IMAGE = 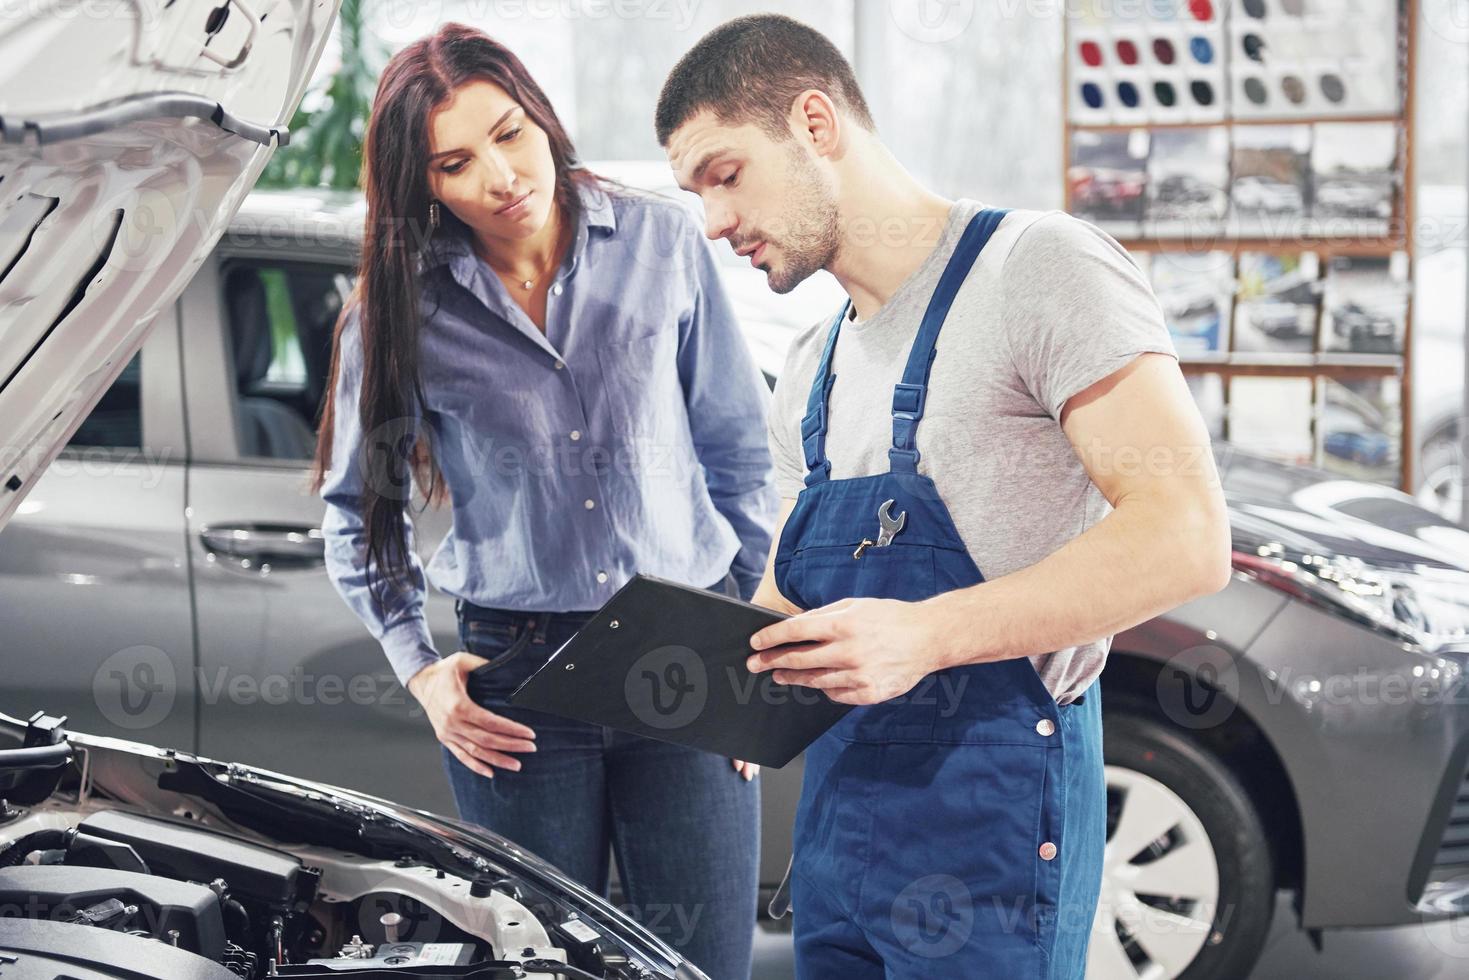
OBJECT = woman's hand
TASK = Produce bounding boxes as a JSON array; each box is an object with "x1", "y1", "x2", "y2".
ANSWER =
[
  {"x1": 731, "y1": 759, "x2": 760, "y2": 781},
  {"x1": 406, "y1": 652, "x2": 538, "y2": 779}
]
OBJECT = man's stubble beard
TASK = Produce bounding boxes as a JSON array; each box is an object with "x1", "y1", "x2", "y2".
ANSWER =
[{"x1": 763, "y1": 145, "x2": 842, "y2": 295}]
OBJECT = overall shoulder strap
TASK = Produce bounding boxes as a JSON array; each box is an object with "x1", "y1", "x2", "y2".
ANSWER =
[
  {"x1": 889, "y1": 207, "x2": 1010, "y2": 473},
  {"x1": 799, "y1": 299, "x2": 852, "y2": 487}
]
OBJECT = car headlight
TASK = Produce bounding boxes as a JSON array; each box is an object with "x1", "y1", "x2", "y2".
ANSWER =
[{"x1": 1234, "y1": 544, "x2": 1469, "y2": 652}]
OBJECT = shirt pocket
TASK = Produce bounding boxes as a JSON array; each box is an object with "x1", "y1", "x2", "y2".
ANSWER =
[{"x1": 596, "y1": 325, "x2": 684, "y2": 441}]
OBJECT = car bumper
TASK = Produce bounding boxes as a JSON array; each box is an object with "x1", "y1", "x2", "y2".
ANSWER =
[{"x1": 1242, "y1": 598, "x2": 1469, "y2": 927}]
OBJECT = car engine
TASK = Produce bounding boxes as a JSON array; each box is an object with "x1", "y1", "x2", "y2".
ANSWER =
[
  {"x1": 0, "y1": 713, "x2": 692, "y2": 980},
  {"x1": 0, "y1": 808, "x2": 573, "y2": 978}
]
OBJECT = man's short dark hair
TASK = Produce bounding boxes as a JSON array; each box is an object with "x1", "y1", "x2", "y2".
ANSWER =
[{"x1": 655, "y1": 14, "x2": 875, "y2": 147}]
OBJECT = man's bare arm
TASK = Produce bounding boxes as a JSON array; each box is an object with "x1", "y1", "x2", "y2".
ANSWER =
[{"x1": 926, "y1": 352, "x2": 1231, "y2": 668}]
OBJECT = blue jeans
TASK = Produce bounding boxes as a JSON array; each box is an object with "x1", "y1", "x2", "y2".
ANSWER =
[{"x1": 443, "y1": 590, "x2": 759, "y2": 980}]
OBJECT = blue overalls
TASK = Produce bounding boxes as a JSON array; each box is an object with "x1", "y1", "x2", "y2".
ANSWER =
[{"x1": 774, "y1": 209, "x2": 1107, "y2": 979}]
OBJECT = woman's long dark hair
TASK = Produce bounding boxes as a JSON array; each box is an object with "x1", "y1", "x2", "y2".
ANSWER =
[{"x1": 311, "y1": 22, "x2": 600, "y2": 617}]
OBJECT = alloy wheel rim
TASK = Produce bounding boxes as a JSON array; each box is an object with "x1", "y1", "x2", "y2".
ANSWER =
[{"x1": 1088, "y1": 765, "x2": 1222, "y2": 980}]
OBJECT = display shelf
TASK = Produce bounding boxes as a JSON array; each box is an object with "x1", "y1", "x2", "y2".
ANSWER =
[
  {"x1": 1179, "y1": 361, "x2": 1402, "y2": 379},
  {"x1": 1115, "y1": 237, "x2": 1409, "y2": 257},
  {"x1": 1072, "y1": 113, "x2": 1404, "y2": 133},
  {"x1": 1063, "y1": 0, "x2": 1418, "y2": 491}
]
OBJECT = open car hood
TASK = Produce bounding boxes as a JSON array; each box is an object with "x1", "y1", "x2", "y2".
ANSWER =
[
  {"x1": 0, "y1": 709, "x2": 704, "y2": 978},
  {"x1": 0, "y1": 0, "x2": 339, "y2": 533}
]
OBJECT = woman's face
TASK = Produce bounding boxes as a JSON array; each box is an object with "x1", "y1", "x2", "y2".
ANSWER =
[{"x1": 425, "y1": 79, "x2": 558, "y2": 246}]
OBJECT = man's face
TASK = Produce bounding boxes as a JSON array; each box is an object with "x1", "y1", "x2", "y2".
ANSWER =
[{"x1": 667, "y1": 110, "x2": 839, "y2": 294}]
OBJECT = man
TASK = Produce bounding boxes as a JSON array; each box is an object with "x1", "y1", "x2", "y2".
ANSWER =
[{"x1": 655, "y1": 14, "x2": 1231, "y2": 980}]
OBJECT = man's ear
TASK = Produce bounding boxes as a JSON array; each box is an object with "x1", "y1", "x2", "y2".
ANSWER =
[{"x1": 789, "y1": 89, "x2": 842, "y2": 158}]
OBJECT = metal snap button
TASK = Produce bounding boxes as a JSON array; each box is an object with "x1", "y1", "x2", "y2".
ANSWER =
[
  {"x1": 1039, "y1": 842, "x2": 1058, "y2": 861},
  {"x1": 1036, "y1": 718, "x2": 1056, "y2": 737}
]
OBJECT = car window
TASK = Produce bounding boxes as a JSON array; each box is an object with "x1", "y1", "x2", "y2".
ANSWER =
[
  {"x1": 222, "y1": 260, "x2": 352, "y2": 461},
  {"x1": 67, "y1": 353, "x2": 141, "y2": 450}
]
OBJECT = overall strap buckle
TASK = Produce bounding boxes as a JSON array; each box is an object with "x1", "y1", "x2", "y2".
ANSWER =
[
  {"x1": 887, "y1": 207, "x2": 1010, "y2": 473},
  {"x1": 798, "y1": 301, "x2": 850, "y2": 486}
]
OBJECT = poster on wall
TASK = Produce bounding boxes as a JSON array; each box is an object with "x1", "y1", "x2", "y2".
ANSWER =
[
  {"x1": 1151, "y1": 251, "x2": 1234, "y2": 360},
  {"x1": 1317, "y1": 377, "x2": 1402, "y2": 485},
  {"x1": 1319, "y1": 253, "x2": 1410, "y2": 359},
  {"x1": 1144, "y1": 127, "x2": 1229, "y2": 237},
  {"x1": 1068, "y1": 129, "x2": 1149, "y2": 237},
  {"x1": 1232, "y1": 251, "x2": 1320, "y2": 360},
  {"x1": 1229, "y1": 125, "x2": 1311, "y2": 237},
  {"x1": 1309, "y1": 122, "x2": 1397, "y2": 237}
]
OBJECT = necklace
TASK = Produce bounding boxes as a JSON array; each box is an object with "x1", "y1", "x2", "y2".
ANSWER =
[
  {"x1": 476, "y1": 248, "x2": 551, "y2": 292},
  {"x1": 472, "y1": 215, "x2": 566, "y2": 293}
]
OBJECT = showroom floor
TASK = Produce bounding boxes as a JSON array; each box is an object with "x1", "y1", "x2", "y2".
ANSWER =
[{"x1": 749, "y1": 891, "x2": 1469, "y2": 978}]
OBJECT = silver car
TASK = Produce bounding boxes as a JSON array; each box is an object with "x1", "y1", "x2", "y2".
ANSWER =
[
  {"x1": 11, "y1": 182, "x2": 1469, "y2": 980},
  {"x1": 0, "y1": 185, "x2": 825, "y2": 900}
]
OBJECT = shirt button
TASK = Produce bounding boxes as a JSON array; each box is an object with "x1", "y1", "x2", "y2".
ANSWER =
[
  {"x1": 551, "y1": 283, "x2": 563, "y2": 296},
  {"x1": 1039, "y1": 842, "x2": 1058, "y2": 861},
  {"x1": 596, "y1": 571, "x2": 608, "y2": 584},
  {"x1": 1036, "y1": 719, "x2": 1056, "y2": 737},
  {"x1": 584, "y1": 499, "x2": 596, "y2": 510},
  {"x1": 554, "y1": 361, "x2": 565, "y2": 371},
  {"x1": 570, "y1": 430, "x2": 582, "y2": 441}
]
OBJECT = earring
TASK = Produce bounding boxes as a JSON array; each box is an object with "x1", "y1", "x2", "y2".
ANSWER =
[{"x1": 428, "y1": 200, "x2": 440, "y2": 230}]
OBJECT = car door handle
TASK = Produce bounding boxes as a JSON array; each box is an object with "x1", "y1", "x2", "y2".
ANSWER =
[{"x1": 200, "y1": 524, "x2": 325, "y2": 569}]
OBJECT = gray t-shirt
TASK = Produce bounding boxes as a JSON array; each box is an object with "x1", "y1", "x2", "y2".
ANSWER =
[{"x1": 768, "y1": 200, "x2": 1178, "y2": 704}]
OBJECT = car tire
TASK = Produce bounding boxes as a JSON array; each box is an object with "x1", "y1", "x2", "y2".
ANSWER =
[{"x1": 1088, "y1": 712, "x2": 1275, "y2": 980}]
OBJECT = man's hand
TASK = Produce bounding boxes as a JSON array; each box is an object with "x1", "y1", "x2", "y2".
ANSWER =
[
  {"x1": 406, "y1": 652, "x2": 539, "y2": 779},
  {"x1": 746, "y1": 597, "x2": 947, "y2": 705}
]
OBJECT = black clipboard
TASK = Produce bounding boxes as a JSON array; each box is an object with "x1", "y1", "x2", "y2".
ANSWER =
[{"x1": 506, "y1": 574, "x2": 851, "y2": 768}]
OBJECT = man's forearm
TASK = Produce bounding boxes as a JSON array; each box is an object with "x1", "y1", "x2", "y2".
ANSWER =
[{"x1": 925, "y1": 494, "x2": 1232, "y2": 670}]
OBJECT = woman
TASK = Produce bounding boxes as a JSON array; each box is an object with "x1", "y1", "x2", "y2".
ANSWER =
[{"x1": 312, "y1": 23, "x2": 773, "y2": 979}]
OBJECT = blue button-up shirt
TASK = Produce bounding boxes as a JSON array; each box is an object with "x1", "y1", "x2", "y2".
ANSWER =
[{"x1": 321, "y1": 181, "x2": 778, "y2": 685}]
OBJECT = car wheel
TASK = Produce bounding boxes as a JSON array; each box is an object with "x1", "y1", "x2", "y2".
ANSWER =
[
  {"x1": 1087, "y1": 713, "x2": 1275, "y2": 980},
  {"x1": 1417, "y1": 428, "x2": 1463, "y2": 525}
]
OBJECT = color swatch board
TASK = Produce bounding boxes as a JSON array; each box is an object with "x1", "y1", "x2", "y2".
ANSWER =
[{"x1": 1068, "y1": 0, "x2": 1402, "y2": 124}]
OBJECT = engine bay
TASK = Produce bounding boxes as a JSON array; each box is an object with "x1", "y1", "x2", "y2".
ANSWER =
[{"x1": 0, "y1": 713, "x2": 687, "y2": 980}]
